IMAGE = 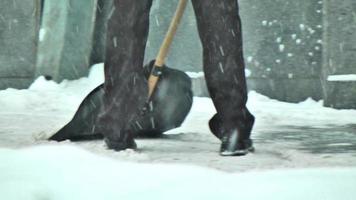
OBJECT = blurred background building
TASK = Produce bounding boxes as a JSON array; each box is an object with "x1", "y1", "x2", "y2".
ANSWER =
[{"x1": 0, "y1": 0, "x2": 355, "y2": 109}]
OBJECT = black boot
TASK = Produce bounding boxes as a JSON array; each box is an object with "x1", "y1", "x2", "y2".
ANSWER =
[
  {"x1": 104, "y1": 131, "x2": 137, "y2": 151},
  {"x1": 220, "y1": 129, "x2": 254, "y2": 156},
  {"x1": 209, "y1": 113, "x2": 255, "y2": 156}
]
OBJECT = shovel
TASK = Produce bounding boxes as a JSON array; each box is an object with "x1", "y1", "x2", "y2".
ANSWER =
[{"x1": 147, "y1": 0, "x2": 188, "y2": 99}]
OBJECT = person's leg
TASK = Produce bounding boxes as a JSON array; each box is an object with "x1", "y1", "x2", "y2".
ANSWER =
[
  {"x1": 98, "y1": 0, "x2": 153, "y2": 150},
  {"x1": 192, "y1": 0, "x2": 255, "y2": 155}
]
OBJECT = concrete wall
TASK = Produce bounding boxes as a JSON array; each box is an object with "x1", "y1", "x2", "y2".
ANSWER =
[
  {"x1": 90, "y1": 0, "x2": 112, "y2": 65},
  {"x1": 321, "y1": 0, "x2": 356, "y2": 109},
  {"x1": 35, "y1": 0, "x2": 97, "y2": 82},
  {"x1": 0, "y1": 0, "x2": 41, "y2": 89},
  {"x1": 145, "y1": 1, "x2": 202, "y2": 72},
  {"x1": 240, "y1": 0, "x2": 324, "y2": 102}
]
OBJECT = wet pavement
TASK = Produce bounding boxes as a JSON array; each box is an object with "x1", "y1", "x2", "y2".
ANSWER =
[{"x1": 257, "y1": 125, "x2": 356, "y2": 154}]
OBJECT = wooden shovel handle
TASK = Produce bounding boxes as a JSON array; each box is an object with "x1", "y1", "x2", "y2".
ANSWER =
[{"x1": 148, "y1": 0, "x2": 188, "y2": 99}]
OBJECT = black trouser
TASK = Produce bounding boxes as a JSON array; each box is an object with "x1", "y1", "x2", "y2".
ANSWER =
[{"x1": 98, "y1": 0, "x2": 255, "y2": 145}]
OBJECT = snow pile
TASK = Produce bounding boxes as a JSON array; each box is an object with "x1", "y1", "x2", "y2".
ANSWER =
[
  {"x1": 0, "y1": 63, "x2": 104, "y2": 114},
  {"x1": 327, "y1": 74, "x2": 356, "y2": 82},
  {"x1": 186, "y1": 69, "x2": 252, "y2": 78},
  {"x1": 185, "y1": 71, "x2": 204, "y2": 78},
  {"x1": 0, "y1": 145, "x2": 355, "y2": 200},
  {"x1": 247, "y1": 91, "x2": 356, "y2": 128}
]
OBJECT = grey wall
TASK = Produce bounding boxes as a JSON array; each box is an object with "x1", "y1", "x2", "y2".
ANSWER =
[
  {"x1": 0, "y1": 0, "x2": 41, "y2": 89},
  {"x1": 145, "y1": 0, "x2": 202, "y2": 72},
  {"x1": 35, "y1": 0, "x2": 98, "y2": 82},
  {"x1": 90, "y1": 0, "x2": 113, "y2": 66},
  {"x1": 321, "y1": 0, "x2": 356, "y2": 109},
  {"x1": 239, "y1": 0, "x2": 323, "y2": 102}
]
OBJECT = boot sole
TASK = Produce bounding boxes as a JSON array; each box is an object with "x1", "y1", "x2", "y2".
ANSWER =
[
  {"x1": 105, "y1": 138, "x2": 137, "y2": 151},
  {"x1": 220, "y1": 146, "x2": 255, "y2": 156}
]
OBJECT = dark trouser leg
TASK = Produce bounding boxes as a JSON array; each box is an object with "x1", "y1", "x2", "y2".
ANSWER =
[
  {"x1": 192, "y1": 0, "x2": 254, "y2": 142},
  {"x1": 98, "y1": 0, "x2": 152, "y2": 150}
]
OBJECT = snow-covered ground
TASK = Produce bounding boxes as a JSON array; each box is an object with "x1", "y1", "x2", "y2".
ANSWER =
[
  {"x1": 1, "y1": 64, "x2": 356, "y2": 199},
  {"x1": 1, "y1": 145, "x2": 356, "y2": 200}
]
